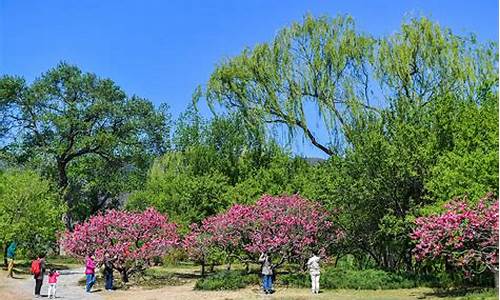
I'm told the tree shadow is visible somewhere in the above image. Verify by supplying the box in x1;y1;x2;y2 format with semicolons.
172;272;202;279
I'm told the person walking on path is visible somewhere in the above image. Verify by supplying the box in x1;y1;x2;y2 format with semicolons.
103;252;116;291
307;252;321;294
85;253;97;293
47;268;60;299
6;241;17;278
259;252;274;294
32;254;46;298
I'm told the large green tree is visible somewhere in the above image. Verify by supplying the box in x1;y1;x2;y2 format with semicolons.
203;15;497;159
0;63;171;224
203;15;375;156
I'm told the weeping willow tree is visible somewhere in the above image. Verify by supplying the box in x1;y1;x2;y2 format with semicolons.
203;15;375;156
202;15;497;158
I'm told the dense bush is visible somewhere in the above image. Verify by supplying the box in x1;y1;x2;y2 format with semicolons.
194;270;259;290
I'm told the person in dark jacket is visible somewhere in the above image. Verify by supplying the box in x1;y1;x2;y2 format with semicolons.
6;241;17;278
34;254;46;298
103;252;117;291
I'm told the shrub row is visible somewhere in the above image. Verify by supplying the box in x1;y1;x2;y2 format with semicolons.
194;267;497;291
194;270;260;290
195;268;418;291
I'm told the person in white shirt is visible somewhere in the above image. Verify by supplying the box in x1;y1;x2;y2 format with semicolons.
306;252;321;294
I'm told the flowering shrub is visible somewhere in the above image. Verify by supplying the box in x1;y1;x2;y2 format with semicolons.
61;208;179;282
412;193;499;277
184;195;342;271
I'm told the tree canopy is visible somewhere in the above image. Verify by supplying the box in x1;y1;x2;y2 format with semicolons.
0;63;171;224
203;16;497;158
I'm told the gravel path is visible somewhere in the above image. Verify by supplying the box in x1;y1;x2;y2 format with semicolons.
2;267;104;300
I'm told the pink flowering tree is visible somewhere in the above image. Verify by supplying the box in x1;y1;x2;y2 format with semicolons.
412;193;499;278
183;204;255;275
244;195;340;268
183;223;220;277
184;195;342;272
61;208;179;282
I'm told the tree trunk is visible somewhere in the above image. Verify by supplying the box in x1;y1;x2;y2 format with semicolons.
245;262;250;274
334;255;343;268
226;261;231;271
57;159;74;230
209;262;215;272
3;244;7;268
120;270;129;283
57;159;69;191
201;262;205;278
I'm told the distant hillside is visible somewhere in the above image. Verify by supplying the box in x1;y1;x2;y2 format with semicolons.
304;157;326;165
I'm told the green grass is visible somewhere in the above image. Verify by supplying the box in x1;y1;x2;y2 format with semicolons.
459;289;498;300
424;288;498;300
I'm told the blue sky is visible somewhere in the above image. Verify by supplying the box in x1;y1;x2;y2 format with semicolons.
1;0;498;157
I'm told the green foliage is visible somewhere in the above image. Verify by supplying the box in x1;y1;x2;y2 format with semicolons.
194;270;259;290
0;63;171;223
425;96;499;204
0;169;65;257
204;14;375;156
127;159;231;229
127;111;314;228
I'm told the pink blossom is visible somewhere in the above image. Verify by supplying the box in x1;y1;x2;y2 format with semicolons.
61;208;179;281
411;193;498;277
183;194;343;267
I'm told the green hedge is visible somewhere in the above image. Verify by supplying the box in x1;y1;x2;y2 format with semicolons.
195;267;492;291
196;268;418;291
194;270;260;290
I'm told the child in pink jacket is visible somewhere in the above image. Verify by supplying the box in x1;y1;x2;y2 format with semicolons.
47;269;60;299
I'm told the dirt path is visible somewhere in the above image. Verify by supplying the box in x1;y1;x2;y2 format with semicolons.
0;267;104;300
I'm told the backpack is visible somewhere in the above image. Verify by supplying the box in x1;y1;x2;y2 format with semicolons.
31;259;41;276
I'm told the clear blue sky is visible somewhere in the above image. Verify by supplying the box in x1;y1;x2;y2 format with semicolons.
1;0;498;157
